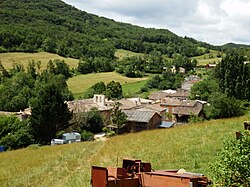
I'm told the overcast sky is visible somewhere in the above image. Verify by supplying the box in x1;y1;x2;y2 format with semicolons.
63;0;250;45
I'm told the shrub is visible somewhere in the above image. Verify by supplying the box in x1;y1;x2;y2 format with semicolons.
212;131;250;186
81;130;94;141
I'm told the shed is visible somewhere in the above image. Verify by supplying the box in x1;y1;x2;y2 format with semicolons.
62;132;81;143
123;110;162;133
158;121;175;128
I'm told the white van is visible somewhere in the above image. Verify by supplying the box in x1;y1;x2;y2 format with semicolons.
51;139;64;145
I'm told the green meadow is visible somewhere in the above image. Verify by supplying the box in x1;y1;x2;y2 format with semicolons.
67;72;148;98
0;115;248;187
0;52;79;70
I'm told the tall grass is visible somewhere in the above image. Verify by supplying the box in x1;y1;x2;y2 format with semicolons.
0;52;78;70
0;141;104;187
0;116;248;187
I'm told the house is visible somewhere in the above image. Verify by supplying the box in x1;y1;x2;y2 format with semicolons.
149;89;190;101
160;98;207;122
118;98;141;110
172;100;207;123
62;132;81;143
67;94;114;120
122;110;162;133
205;64;217;69
181;75;201;91
0;108;31;121
137;103;168;120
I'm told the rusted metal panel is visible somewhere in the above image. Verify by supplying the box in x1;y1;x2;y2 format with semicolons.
107;178;139;187
91;159;211;187
244;121;250;130
92;166;108;187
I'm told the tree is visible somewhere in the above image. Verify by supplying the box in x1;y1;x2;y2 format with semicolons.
0;72;35;111
0;116;34;150
190;79;219;101
204;92;244;119
106;81;122;99
54;59;71;79
70;107;103;133
29;81;72;144
215;50;250;100
212;131;250;186
110;102;127;134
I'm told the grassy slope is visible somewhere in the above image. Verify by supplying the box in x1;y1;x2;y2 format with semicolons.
0;115;248;187
192;50;222;65
0;52;79;70
67;72;148;98
115;49;144;59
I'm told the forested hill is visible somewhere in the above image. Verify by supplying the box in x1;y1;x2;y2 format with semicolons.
222;43;250;50
0;0;217;59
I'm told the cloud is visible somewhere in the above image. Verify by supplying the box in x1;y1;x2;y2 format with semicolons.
63;0;250;45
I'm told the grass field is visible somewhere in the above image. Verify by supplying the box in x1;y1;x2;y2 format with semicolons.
115;49;144;60
0;115;248;187
67;72;148;98
192;50;222;66
0;52;79;70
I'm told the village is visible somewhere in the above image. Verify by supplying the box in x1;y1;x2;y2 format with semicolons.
1;74;208;145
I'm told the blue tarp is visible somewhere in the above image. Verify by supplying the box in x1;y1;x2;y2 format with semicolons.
158;121;175;128
0;146;5;152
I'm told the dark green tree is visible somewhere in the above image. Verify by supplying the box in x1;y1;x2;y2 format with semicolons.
54;59;71;79
204;92;244;119
0;116;34;150
110;101;127;134
70;107;103;133
106;81;122;99
29;81;72;144
0;72;35;111
190;79;219;101
215;50;250;100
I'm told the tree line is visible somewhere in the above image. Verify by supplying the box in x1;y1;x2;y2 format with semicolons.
190;50;250;119
0;0;218;60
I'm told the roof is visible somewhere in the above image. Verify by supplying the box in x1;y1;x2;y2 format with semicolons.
67;99;113;112
140;103;166;112
172;102;203;116
149;91;169;100
158;121;175;128
63;132;80;136
123;110;161;123
127;98;153;104
161;98;197;107
118;99;141;110
149;90;190;101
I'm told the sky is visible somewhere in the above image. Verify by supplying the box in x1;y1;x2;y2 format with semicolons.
63;0;250;45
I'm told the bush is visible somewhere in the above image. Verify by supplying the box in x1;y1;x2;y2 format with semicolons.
81;130;94;141
212;131;250;186
205;93;244;119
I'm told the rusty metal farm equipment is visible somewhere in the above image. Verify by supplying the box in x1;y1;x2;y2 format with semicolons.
236;121;250;139
91;158;211;187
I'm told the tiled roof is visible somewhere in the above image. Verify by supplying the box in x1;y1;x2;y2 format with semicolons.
161;98;196;107
149;90;190;100
141;103;166;112
172;103;203;116
118;99;141;110
67;99;113;112
123;110;160;123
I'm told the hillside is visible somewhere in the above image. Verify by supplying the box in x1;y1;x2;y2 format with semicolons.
0;52;78;70
0;0;218;60
222;42;250;50
0;115;248;187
